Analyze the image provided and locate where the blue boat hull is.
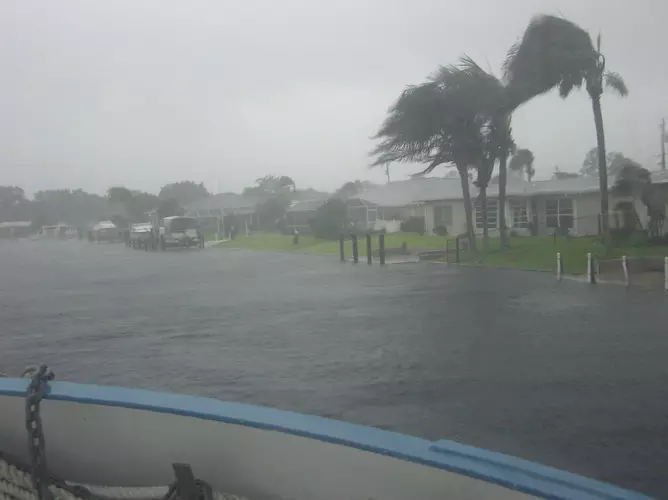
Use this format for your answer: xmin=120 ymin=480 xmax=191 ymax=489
xmin=0 ymin=379 xmax=653 ymax=499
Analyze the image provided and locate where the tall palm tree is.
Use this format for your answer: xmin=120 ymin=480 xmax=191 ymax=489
xmin=504 ymin=15 xmax=628 ymax=244
xmin=373 ymin=59 xmax=515 ymax=251
xmin=371 ymin=69 xmax=481 ymax=250
xmin=456 ymin=57 xmax=514 ymax=249
xmin=509 ymin=148 xmax=535 ymax=181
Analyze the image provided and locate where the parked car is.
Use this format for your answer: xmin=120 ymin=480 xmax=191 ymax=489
xmin=129 ymin=222 xmax=156 ymax=250
xmin=92 ymin=221 xmax=121 ymax=243
xmin=159 ymin=216 xmax=203 ymax=249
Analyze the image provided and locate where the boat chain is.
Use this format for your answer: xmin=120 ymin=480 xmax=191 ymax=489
xmin=0 ymin=366 xmax=246 ymax=500
xmin=24 ymin=365 xmax=55 ymax=500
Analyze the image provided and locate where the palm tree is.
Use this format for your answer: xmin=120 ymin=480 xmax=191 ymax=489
xmin=504 ymin=15 xmax=628 ymax=245
xmin=456 ymin=57 xmax=514 ymax=249
xmin=373 ymin=59 xmax=515 ymax=251
xmin=509 ymin=148 xmax=535 ymax=181
xmin=371 ymin=69 xmax=480 ymax=250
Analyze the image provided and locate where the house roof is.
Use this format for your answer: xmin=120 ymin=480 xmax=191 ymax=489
xmin=354 ymin=169 xmax=668 ymax=206
xmin=93 ymin=221 xmax=116 ymax=230
xmin=488 ymin=170 xmax=668 ymax=197
xmin=287 ymin=199 xmax=325 ymax=212
xmin=0 ymin=221 xmax=31 ymax=229
xmin=357 ymin=177 xmax=470 ymax=206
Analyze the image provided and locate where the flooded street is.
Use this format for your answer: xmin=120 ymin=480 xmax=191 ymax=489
xmin=1 ymin=240 xmax=667 ymax=497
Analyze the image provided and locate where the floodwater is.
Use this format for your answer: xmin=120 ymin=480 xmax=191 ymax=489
xmin=1 ymin=239 xmax=667 ymax=498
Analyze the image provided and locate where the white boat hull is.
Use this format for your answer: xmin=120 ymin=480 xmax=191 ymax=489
xmin=0 ymin=379 xmax=651 ymax=500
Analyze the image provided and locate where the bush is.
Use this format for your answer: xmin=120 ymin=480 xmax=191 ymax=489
xmin=434 ymin=225 xmax=448 ymax=236
xmin=400 ymin=217 xmax=426 ymax=235
xmin=310 ymin=199 xmax=348 ymax=240
xmin=610 ymin=227 xmax=635 ymax=246
xmin=628 ymin=231 xmax=649 ymax=247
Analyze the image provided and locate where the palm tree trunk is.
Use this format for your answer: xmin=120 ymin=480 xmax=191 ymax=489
xmin=458 ymin=166 xmax=476 ymax=252
xmin=591 ymin=95 xmax=610 ymax=246
xmin=498 ymin=150 xmax=508 ymax=248
xmin=480 ymin=186 xmax=489 ymax=251
xmin=527 ymin=161 xmax=534 ymax=182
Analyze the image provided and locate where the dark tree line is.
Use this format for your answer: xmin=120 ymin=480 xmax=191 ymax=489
xmin=0 ymin=181 xmax=211 ymax=229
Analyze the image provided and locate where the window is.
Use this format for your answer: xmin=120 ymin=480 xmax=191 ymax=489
xmin=434 ymin=205 xmax=453 ymax=227
xmin=545 ymin=198 xmax=573 ymax=228
xmin=510 ymin=199 xmax=528 ymax=228
xmin=167 ymin=217 xmax=198 ymax=231
xmin=475 ymin=199 xmax=498 ymax=229
xmin=348 ymin=206 xmax=367 ymax=225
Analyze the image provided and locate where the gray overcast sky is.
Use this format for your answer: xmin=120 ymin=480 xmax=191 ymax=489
xmin=1 ymin=1 xmax=666 ymax=195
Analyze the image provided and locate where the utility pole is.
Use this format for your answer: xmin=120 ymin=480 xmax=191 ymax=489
xmin=384 ymin=163 xmax=391 ymax=183
xmin=661 ymin=118 xmax=666 ymax=171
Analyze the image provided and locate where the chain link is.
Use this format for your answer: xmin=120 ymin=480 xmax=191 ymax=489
xmin=25 ymin=364 xmax=55 ymax=500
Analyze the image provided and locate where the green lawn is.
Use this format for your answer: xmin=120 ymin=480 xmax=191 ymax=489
xmin=214 ymin=232 xmax=448 ymax=257
xmin=214 ymin=232 xmax=668 ymax=275
xmin=459 ymin=235 xmax=668 ymax=274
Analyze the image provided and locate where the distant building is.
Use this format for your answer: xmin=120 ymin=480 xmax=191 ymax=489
xmin=285 ymin=199 xmax=326 ymax=233
xmin=0 ymin=221 xmax=32 ymax=238
xmin=184 ymin=193 xmax=259 ymax=238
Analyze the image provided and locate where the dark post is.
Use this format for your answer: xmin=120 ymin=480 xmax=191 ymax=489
xmin=352 ymin=234 xmax=359 ymax=264
xmin=379 ymin=233 xmax=386 ymax=265
xmin=455 ymin=236 xmax=460 ymax=264
xmin=339 ymin=235 xmax=345 ymax=262
xmin=597 ymin=214 xmax=602 ymax=235
xmin=366 ymin=233 xmax=372 ymax=265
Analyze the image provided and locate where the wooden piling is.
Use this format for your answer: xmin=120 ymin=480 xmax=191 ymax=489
xmin=587 ymin=253 xmax=596 ymax=284
xmin=379 ymin=233 xmax=386 ymax=265
xmin=366 ymin=234 xmax=372 ymax=265
xmin=352 ymin=234 xmax=359 ymax=264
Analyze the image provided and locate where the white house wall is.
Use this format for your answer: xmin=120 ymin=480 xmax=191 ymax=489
xmin=424 ymin=200 xmax=469 ymax=237
xmin=383 ymin=188 xmax=661 ymax=238
xmin=573 ymin=193 xmax=600 ymax=236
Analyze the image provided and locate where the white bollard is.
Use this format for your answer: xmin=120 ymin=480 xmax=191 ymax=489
xmin=622 ymin=255 xmax=629 ymax=287
xmin=556 ymin=253 xmax=562 ymax=281
xmin=664 ymin=257 xmax=668 ymax=292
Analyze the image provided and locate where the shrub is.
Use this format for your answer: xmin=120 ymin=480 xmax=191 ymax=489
xmin=628 ymin=231 xmax=649 ymax=247
xmin=434 ymin=225 xmax=448 ymax=236
xmin=310 ymin=199 xmax=348 ymax=240
xmin=400 ymin=217 xmax=425 ymax=235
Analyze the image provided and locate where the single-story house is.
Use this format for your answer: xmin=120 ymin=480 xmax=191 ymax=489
xmin=285 ymin=199 xmax=325 ymax=233
xmin=0 ymin=221 xmax=32 ymax=238
xmin=347 ymin=171 xmax=668 ymax=237
xmin=185 ymin=193 xmax=259 ymax=237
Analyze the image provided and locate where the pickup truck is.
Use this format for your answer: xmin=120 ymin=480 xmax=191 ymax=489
xmin=130 ymin=223 xmax=156 ymax=250
xmin=159 ymin=216 xmax=204 ymax=250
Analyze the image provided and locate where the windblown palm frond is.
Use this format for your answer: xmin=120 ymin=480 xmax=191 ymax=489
xmin=604 ymin=71 xmax=628 ymax=96
xmin=504 ymin=15 xmax=596 ymax=108
xmin=371 ymin=55 xmax=513 ymax=181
